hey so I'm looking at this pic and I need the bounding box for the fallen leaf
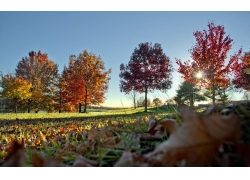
[160,118,179,135]
[0,141,25,167]
[32,152,63,167]
[73,155,98,167]
[146,101,241,166]
[99,126,114,139]
[114,151,135,167]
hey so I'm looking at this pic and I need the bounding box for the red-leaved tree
[231,52,250,91]
[119,42,173,112]
[176,22,242,104]
[61,50,111,113]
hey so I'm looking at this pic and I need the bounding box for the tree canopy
[231,52,250,91]
[175,80,206,106]
[15,50,59,112]
[0,73,32,113]
[119,42,173,112]
[61,50,111,113]
[176,22,243,104]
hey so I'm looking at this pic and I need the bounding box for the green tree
[175,80,206,106]
[0,73,32,113]
[204,82,234,106]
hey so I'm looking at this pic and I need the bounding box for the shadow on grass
[0,105,178,126]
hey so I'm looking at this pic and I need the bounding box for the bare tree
[127,90,138,109]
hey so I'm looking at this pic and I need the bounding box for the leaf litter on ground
[0,100,249,167]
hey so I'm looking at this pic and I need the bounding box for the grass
[1,103,249,167]
[0,105,179,166]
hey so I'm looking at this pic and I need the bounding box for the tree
[137,96,144,107]
[0,73,32,113]
[119,42,173,112]
[175,80,206,106]
[176,22,243,105]
[127,90,138,109]
[231,52,250,91]
[203,82,234,106]
[143,98,152,107]
[61,50,111,113]
[152,98,163,107]
[15,50,59,112]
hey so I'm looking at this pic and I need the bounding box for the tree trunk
[59,95,62,113]
[28,99,31,113]
[78,103,82,113]
[83,95,87,113]
[212,84,215,105]
[190,84,194,107]
[14,99,18,113]
[133,94,136,109]
[144,88,148,112]
[83,88,88,113]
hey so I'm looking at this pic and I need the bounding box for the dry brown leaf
[124,134,141,149]
[101,136,123,149]
[146,102,241,167]
[202,114,241,141]
[73,155,98,167]
[63,142,76,151]
[114,151,135,167]
[0,141,25,167]
[32,152,63,167]
[87,127,100,141]
[147,116,157,133]
[114,150,158,167]
[160,118,179,135]
[147,116,178,137]
[99,126,114,138]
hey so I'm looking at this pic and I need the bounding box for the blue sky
[0,11,250,107]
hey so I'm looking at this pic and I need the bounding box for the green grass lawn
[0,105,177,120]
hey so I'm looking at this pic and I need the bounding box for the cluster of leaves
[1,101,250,167]
[231,52,250,91]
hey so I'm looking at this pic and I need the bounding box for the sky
[0,5,250,107]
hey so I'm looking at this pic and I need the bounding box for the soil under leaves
[1,101,250,167]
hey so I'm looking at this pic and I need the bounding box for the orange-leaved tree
[0,73,32,113]
[176,22,242,105]
[15,50,59,112]
[61,50,111,113]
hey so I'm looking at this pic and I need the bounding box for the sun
[196,71,202,79]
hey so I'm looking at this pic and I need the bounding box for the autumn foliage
[119,42,173,112]
[60,50,111,113]
[231,52,250,91]
[15,50,59,112]
[176,22,243,104]
[0,74,32,113]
